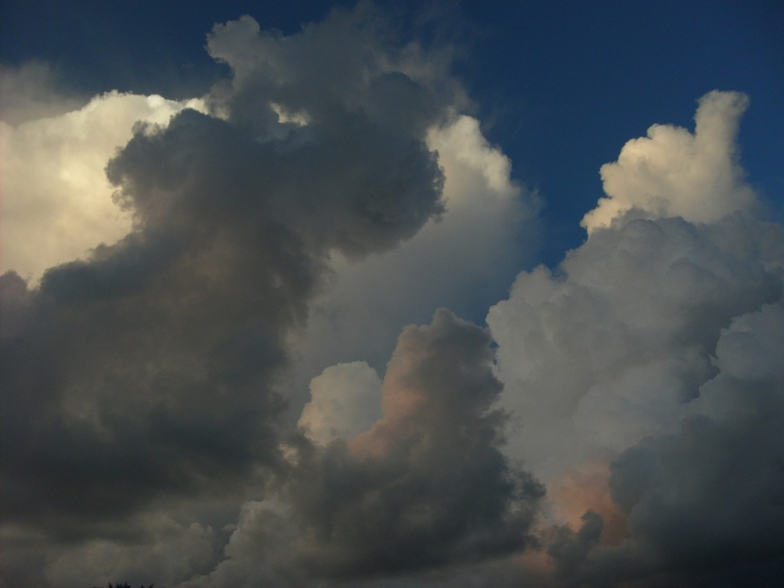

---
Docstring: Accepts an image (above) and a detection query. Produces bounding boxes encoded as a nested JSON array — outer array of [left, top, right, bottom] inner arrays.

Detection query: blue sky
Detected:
[[2, 2, 784, 587]]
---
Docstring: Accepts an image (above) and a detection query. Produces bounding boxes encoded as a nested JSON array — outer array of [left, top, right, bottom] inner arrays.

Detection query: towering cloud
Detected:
[[2, 2, 782, 584], [488, 91, 784, 586], [582, 91, 755, 233], [2, 3, 450, 552], [191, 310, 543, 585], [1, 6, 543, 587]]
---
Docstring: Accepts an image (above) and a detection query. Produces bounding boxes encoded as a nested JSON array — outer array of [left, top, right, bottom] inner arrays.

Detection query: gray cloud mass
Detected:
[[284, 310, 544, 579], [2, 5, 784, 588], [2, 4, 450, 544]]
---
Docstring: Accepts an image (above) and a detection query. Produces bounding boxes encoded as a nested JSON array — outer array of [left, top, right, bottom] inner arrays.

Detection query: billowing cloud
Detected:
[[594, 302, 784, 586], [1, 5, 451, 547], [195, 310, 544, 584], [489, 212, 783, 482], [298, 361, 383, 445], [284, 112, 537, 418], [488, 90, 784, 585], [582, 91, 755, 233], [3, 2, 782, 584], [0, 86, 205, 281], [1, 6, 546, 588]]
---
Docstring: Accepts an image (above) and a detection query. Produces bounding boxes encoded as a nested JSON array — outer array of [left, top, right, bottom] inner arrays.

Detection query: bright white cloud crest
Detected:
[[1, 90, 205, 281], [582, 90, 755, 233]]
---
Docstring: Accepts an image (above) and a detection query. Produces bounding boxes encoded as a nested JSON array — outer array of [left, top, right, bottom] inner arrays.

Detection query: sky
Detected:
[[1, 2, 783, 587]]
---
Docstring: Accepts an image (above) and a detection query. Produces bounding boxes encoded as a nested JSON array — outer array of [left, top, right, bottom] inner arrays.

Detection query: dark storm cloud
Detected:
[[0, 5, 449, 540], [546, 509, 604, 580], [261, 310, 544, 580], [598, 302, 784, 587]]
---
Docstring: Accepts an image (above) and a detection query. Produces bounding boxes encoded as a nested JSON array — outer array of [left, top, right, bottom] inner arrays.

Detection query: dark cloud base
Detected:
[[284, 310, 544, 579]]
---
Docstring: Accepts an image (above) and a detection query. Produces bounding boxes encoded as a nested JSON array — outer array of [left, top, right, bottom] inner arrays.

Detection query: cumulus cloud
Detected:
[[284, 112, 537, 419], [488, 90, 784, 585], [489, 213, 783, 482], [598, 302, 784, 585], [298, 361, 383, 445], [1, 4, 451, 555], [291, 310, 542, 578], [198, 310, 544, 584], [1, 86, 205, 281], [4, 2, 782, 583], [582, 91, 755, 233], [1, 6, 547, 587]]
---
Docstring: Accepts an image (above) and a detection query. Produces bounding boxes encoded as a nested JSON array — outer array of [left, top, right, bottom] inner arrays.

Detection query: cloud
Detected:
[[198, 310, 544, 584], [0, 6, 548, 587], [0, 61, 88, 125], [487, 90, 784, 585], [1, 6, 454, 554], [298, 361, 383, 446], [0, 85, 205, 281], [489, 214, 783, 487], [4, 2, 782, 583], [596, 302, 784, 585], [582, 91, 755, 233], [289, 311, 543, 579], [283, 112, 537, 420]]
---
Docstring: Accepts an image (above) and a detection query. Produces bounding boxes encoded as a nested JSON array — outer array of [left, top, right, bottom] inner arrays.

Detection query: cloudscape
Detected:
[[1, 2, 783, 587]]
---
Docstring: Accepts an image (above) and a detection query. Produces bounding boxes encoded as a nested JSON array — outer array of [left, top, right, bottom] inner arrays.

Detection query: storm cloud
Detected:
[[1, 5, 451, 540], [2, 3, 783, 587], [195, 310, 544, 585]]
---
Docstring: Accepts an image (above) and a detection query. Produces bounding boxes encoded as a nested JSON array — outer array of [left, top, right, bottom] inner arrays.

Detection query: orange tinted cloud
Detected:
[[549, 458, 628, 546]]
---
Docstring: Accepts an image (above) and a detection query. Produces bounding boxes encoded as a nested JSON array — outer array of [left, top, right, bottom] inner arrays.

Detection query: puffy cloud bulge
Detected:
[[1, 7, 540, 587], [2, 2, 445, 553], [2, 5, 783, 588], [0, 85, 206, 281], [488, 90, 784, 586]]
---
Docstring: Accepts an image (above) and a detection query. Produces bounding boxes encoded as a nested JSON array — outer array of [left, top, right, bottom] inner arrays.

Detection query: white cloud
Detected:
[[582, 90, 755, 233], [488, 214, 782, 483], [1, 90, 205, 281], [489, 91, 783, 485], [298, 361, 383, 445]]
